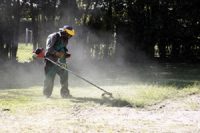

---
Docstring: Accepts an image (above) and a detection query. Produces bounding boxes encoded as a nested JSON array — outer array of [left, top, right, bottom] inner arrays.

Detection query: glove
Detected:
[[35, 48, 44, 54], [55, 52, 65, 58], [55, 52, 71, 58], [65, 53, 71, 58]]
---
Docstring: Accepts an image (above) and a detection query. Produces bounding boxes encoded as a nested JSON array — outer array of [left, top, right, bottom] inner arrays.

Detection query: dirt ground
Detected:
[[1, 94, 200, 133]]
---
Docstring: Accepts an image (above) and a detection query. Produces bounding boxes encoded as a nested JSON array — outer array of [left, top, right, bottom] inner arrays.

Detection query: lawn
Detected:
[[1, 84, 200, 132], [17, 43, 33, 63]]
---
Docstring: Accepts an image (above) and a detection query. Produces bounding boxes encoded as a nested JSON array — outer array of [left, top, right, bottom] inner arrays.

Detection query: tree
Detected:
[[0, 0, 27, 61]]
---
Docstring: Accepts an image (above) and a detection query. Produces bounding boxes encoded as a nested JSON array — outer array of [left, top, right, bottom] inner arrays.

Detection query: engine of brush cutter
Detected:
[[33, 48, 71, 60], [32, 48, 45, 59]]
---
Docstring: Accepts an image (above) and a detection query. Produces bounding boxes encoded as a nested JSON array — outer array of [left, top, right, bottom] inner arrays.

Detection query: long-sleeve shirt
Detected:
[[45, 32, 68, 62]]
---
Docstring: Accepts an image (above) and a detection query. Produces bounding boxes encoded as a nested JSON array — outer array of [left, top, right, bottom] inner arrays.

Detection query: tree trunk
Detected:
[[31, 1, 38, 50]]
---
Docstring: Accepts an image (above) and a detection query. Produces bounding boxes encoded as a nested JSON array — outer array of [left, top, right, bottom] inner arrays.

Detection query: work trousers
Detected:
[[43, 61, 69, 97]]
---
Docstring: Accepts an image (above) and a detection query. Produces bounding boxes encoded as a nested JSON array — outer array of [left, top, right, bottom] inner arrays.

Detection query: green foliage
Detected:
[[0, 0, 200, 62]]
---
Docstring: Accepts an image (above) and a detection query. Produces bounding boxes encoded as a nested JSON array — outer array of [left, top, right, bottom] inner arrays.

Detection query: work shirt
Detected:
[[45, 32, 68, 62]]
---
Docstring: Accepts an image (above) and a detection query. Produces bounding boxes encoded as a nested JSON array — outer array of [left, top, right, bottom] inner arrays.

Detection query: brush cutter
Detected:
[[33, 48, 113, 98]]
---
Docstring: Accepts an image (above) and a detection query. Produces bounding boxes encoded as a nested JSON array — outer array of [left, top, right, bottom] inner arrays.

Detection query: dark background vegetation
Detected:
[[0, 0, 199, 63]]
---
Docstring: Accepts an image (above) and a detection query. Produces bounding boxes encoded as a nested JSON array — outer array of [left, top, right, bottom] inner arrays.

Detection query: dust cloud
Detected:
[[0, 24, 161, 89], [67, 26, 158, 87], [0, 8, 161, 89]]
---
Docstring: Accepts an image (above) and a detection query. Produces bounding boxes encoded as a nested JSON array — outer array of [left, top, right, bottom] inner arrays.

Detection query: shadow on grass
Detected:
[[70, 96, 133, 107], [0, 89, 133, 107]]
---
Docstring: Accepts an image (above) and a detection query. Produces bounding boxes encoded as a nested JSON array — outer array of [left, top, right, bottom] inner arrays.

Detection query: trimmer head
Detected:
[[101, 92, 113, 98]]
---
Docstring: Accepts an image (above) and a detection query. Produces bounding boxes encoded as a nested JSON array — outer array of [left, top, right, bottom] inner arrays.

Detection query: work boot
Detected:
[[43, 90, 52, 98], [60, 89, 72, 98], [44, 94, 51, 98], [61, 93, 72, 99]]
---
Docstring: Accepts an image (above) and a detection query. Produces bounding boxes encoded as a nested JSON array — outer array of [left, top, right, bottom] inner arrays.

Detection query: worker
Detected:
[[43, 25, 75, 98]]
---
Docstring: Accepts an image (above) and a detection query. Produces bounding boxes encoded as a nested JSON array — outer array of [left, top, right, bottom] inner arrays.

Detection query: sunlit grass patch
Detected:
[[113, 83, 200, 108], [112, 84, 176, 108], [0, 87, 39, 111], [130, 85, 177, 107], [178, 83, 200, 96], [0, 87, 68, 112], [17, 43, 33, 63]]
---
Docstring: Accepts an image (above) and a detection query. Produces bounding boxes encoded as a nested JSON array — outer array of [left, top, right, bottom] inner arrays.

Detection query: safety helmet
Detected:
[[59, 25, 75, 36]]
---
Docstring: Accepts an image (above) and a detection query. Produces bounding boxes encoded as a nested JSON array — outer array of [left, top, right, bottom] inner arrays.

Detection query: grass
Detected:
[[0, 87, 73, 114], [1, 84, 199, 133], [17, 43, 33, 63], [115, 83, 200, 108], [0, 83, 200, 112]]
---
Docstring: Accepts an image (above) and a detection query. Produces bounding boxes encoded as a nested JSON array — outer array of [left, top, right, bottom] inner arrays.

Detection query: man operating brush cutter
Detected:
[[33, 25, 113, 99], [33, 25, 75, 98]]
